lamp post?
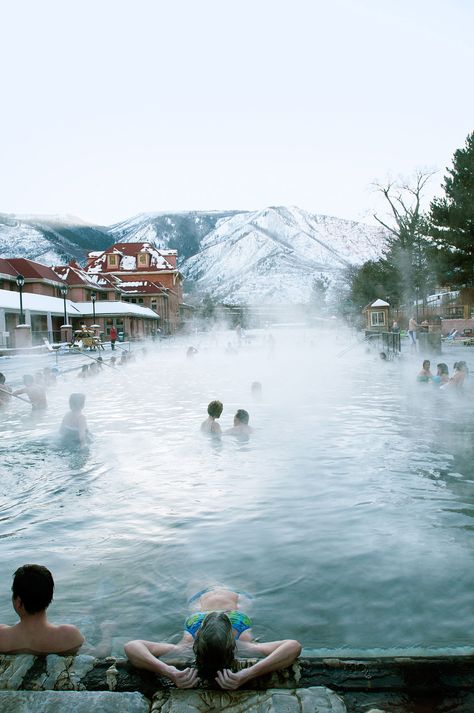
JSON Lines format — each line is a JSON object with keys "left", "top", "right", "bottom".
{"left": 60, "top": 283, "right": 69, "bottom": 326}
{"left": 15, "top": 274, "right": 25, "bottom": 325}
{"left": 91, "top": 291, "right": 97, "bottom": 326}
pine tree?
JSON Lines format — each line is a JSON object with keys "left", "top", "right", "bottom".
{"left": 428, "top": 131, "right": 474, "bottom": 287}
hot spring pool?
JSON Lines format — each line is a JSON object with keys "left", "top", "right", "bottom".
{"left": 1, "top": 328, "right": 474, "bottom": 657}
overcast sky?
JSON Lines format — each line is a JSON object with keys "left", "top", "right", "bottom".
{"left": 1, "top": 0, "right": 473, "bottom": 226}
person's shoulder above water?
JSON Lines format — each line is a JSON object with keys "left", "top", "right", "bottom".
{"left": 0, "top": 564, "right": 84, "bottom": 656}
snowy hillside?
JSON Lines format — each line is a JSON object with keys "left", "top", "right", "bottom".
{"left": 0, "top": 213, "right": 111, "bottom": 265}
{"left": 107, "top": 210, "right": 239, "bottom": 261}
{"left": 181, "top": 206, "right": 388, "bottom": 305}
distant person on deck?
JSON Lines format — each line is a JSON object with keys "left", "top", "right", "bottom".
{"left": 408, "top": 317, "right": 418, "bottom": 347}
{"left": 109, "top": 326, "right": 117, "bottom": 351}
{"left": 0, "top": 564, "right": 84, "bottom": 655}
{"left": 13, "top": 374, "right": 47, "bottom": 410}
{"left": 0, "top": 373, "right": 12, "bottom": 407}
{"left": 201, "top": 400, "right": 223, "bottom": 436}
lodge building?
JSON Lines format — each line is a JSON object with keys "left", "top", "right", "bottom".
{"left": 0, "top": 242, "right": 186, "bottom": 349}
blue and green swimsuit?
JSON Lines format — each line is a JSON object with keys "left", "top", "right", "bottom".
{"left": 185, "top": 610, "right": 252, "bottom": 639}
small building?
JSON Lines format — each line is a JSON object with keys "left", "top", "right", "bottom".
{"left": 363, "top": 299, "right": 390, "bottom": 332}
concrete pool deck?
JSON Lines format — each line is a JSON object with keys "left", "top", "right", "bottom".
{"left": 2, "top": 654, "right": 474, "bottom": 712}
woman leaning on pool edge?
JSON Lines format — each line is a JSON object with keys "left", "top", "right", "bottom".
{"left": 124, "top": 587, "right": 302, "bottom": 689}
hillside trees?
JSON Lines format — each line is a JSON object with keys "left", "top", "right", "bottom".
{"left": 427, "top": 131, "right": 474, "bottom": 288}
{"left": 345, "top": 171, "right": 435, "bottom": 315}
{"left": 372, "top": 170, "right": 435, "bottom": 307}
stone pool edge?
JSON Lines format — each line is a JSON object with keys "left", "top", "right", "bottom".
{"left": 2, "top": 653, "right": 474, "bottom": 712}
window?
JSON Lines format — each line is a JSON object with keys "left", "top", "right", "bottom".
{"left": 151, "top": 299, "right": 157, "bottom": 311}
{"left": 370, "top": 311, "right": 386, "bottom": 326}
{"left": 138, "top": 298, "right": 144, "bottom": 304}
{"left": 138, "top": 253, "right": 149, "bottom": 267}
{"left": 107, "top": 254, "right": 118, "bottom": 267}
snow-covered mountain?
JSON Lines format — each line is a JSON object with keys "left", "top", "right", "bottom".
{"left": 107, "top": 211, "right": 239, "bottom": 261}
{"left": 0, "top": 213, "right": 111, "bottom": 265}
{"left": 181, "top": 206, "right": 388, "bottom": 305}
{"left": 0, "top": 206, "right": 388, "bottom": 306}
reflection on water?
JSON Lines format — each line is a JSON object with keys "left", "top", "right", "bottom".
{"left": 1, "top": 329, "right": 474, "bottom": 656}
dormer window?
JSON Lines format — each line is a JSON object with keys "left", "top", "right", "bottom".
{"left": 137, "top": 253, "right": 149, "bottom": 268}
{"left": 107, "top": 254, "right": 118, "bottom": 268}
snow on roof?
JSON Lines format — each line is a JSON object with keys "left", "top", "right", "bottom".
{"left": 72, "top": 301, "right": 159, "bottom": 319}
{"left": 85, "top": 241, "right": 176, "bottom": 274}
{"left": 121, "top": 255, "right": 136, "bottom": 270}
{"left": 370, "top": 299, "right": 390, "bottom": 307}
{"left": 0, "top": 289, "right": 159, "bottom": 319}
{"left": 0, "top": 288, "right": 81, "bottom": 315}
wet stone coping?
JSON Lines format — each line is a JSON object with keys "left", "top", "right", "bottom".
{"left": 1, "top": 654, "right": 474, "bottom": 712}
{"left": 2, "top": 654, "right": 474, "bottom": 694}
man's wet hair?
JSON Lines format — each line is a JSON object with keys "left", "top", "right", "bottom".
{"left": 235, "top": 409, "right": 249, "bottom": 424}
{"left": 12, "top": 565, "right": 54, "bottom": 614}
{"left": 69, "top": 393, "right": 86, "bottom": 411}
{"left": 207, "top": 400, "right": 223, "bottom": 418}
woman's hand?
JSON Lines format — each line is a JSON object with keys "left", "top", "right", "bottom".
{"left": 215, "top": 668, "right": 248, "bottom": 690}
{"left": 167, "top": 665, "right": 199, "bottom": 689}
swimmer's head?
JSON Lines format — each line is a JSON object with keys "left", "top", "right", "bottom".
{"left": 234, "top": 409, "right": 249, "bottom": 425}
{"left": 0, "top": 373, "right": 5, "bottom": 384}
{"left": 69, "top": 393, "right": 85, "bottom": 412}
{"left": 379, "top": 352, "right": 387, "bottom": 360}
{"left": 207, "top": 400, "right": 223, "bottom": 419}
{"left": 422, "top": 360, "right": 430, "bottom": 370}
{"left": 437, "top": 363, "right": 448, "bottom": 376}
{"left": 193, "top": 611, "right": 235, "bottom": 681}
{"left": 12, "top": 564, "right": 54, "bottom": 615}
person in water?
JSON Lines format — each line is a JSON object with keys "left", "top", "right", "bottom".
{"left": 0, "top": 372, "right": 12, "bottom": 407}
{"left": 60, "top": 393, "right": 89, "bottom": 447}
{"left": 443, "top": 361, "right": 468, "bottom": 390}
{"left": 201, "top": 400, "right": 223, "bottom": 436}
{"left": 225, "top": 409, "right": 253, "bottom": 438}
{"left": 251, "top": 381, "right": 262, "bottom": 400}
{"left": 124, "top": 586, "right": 301, "bottom": 689}
{"left": 432, "top": 363, "right": 449, "bottom": 386}
{"left": 13, "top": 374, "right": 47, "bottom": 410}
{"left": 417, "top": 360, "right": 432, "bottom": 382}
{"left": 0, "top": 564, "right": 84, "bottom": 655}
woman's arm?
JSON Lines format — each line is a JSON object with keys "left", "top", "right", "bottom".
{"left": 216, "top": 638, "right": 301, "bottom": 690}
{"left": 124, "top": 638, "right": 199, "bottom": 689}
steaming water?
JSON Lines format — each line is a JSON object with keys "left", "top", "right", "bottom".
{"left": 1, "top": 328, "right": 474, "bottom": 657}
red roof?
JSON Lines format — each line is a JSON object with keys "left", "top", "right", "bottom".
{"left": 6, "top": 258, "right": 64, "bottom": 284}
{"left": 85, "top": 242, "right": 177, "bottom": 274}
{"left": 0, "top": 258, "right": 19, "bottom": 278}
{"left": 53, "top": 264, "right": 111, "bottom": 291}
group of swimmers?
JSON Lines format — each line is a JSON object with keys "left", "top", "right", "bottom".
{"left": 417, "top": 359, "right": 469, "bottom": 389}
{"left": 0, "top": 565, "right": 301, "bottom": 689}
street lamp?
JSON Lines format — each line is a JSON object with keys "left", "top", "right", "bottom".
{"left": 60, "top": 283, "right": 69, "bottom": 326}
{"left": 15, "top": 274, "right": 25, "bottom": 325}
{"left": 91, "top": 291, "right": 97, "bottom": 326}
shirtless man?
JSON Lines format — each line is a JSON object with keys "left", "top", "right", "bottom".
{"left": 200, "top": 400, "right": 223, "bottom": 436}
{"left": 60, "top": 393, "right": 89, "bottom": 447}
{"left": 225, "top": 409, "right": 253, "bottom": 438}
{"left": 13, "top": 374, "right": 47, "bottom": 410}
{"left": 0, "top": 373, "right": 12, "bottom": 407}
{"left": 0, "top": 564, "right": 84, "bottom": 655}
